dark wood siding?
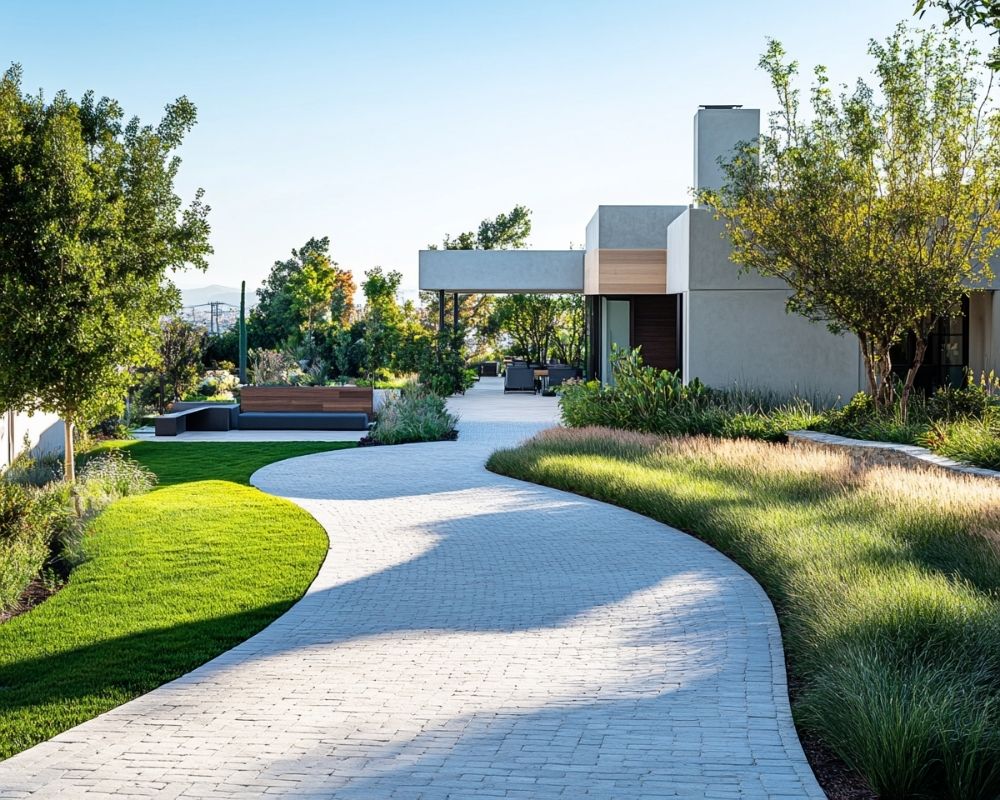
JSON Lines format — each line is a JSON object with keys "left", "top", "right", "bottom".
{"left": 630, "top": 295, "right": 678, "bottom": 372}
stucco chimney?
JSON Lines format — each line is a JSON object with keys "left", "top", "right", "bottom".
{"left": 693, "top": 106, "right": 760, "bottom": 200}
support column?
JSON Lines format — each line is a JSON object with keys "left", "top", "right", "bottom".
{"left": 452, "top": 293, "right": 459, "bottom": 332}
{"left": 438, "top": 290, "right": 445, "bottom": 332}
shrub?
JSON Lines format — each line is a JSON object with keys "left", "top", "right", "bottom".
{"left": 191, "top": 369, "right": 240, "bottom": 399}
{"left": 371, "top": 384, "right": 458, "bottom": 445}
{"left": 418, "top": 330, "right": 473, "bottom": 397}
{"left": 0, "top": 482, "right": 49, "bottom": 612}
{"left": 78, "top": 451, "right": 156, "bottom": 505}
{"left": 3, "top": 452, "right": 63, "bottom": 487}
{"left": 559, "top": 347, "right": 821, "bottom": 441}
{"left": 922, "top": 418, "right": 1000, "bottom": 470}
{"left": 0, "top": 451, "right": 156, "bottom": 616}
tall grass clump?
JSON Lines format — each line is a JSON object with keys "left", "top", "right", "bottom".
{"left": 371, "top": 383, "right": 459, "bottom": 445}
{"left": 487, "top": 427, "right": 1000, "bottom": 798}
{"left": 0, "top": 450, "right": 155, "bottom": 616}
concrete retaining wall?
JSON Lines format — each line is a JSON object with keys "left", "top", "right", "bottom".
{"left": 786, "top": 430, "right": 1000, "bottom": 482}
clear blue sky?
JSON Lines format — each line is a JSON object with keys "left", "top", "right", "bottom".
{"left": 1, "top": 0, "right": 972, "bottom": 300}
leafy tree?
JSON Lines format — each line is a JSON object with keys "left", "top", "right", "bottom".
{"left": 916, "top": 0, "right": 1000, "bottom": 67}
{"left": 249, "top": 237, "right": 354, "bottom": 352}
{"left": 287, "top": 251, "right": 346, "bottom": 365}
{"left": 419, "top": 329, "right": 472, "bottom": 397}
{"left": 700, "top": 27, "right": 1000, "bottom": 418}
{"left": 151, "top": 317, "right": 206, "bottom": 412}
{"left": 360, "top": 267, "right": 404, "bottom": 379}
{"left": 0, "top": 65, "right": 211, "bottom": 479}
{"left": 486, "top": 294, "right": 583, "bottom": 365}
{"left": 549, "top": 295, "right": 585, "bottom": 366}
{"left": 203, "top": 328, "right": 239, "bottom": 369}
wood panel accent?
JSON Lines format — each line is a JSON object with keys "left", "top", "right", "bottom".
{"left": 584, "top": 249, "right": 601, "bottom": 294}
{"left": 584, "top": 249, "right": 667, "bottom": 295}
{"left": 631, "top": 295, "right": 678, "bottom": 371}
{"left": 241, "top": 386, "right": 374, "bottom": 415}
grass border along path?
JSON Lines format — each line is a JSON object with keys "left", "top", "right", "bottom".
{"left": 488, "top": 427, "right": 1000, "bottom": 800}
{"left": 0, "top": 441, "right": 353, "bottom": 760}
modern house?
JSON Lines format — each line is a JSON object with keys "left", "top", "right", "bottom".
{"left": 419, "top": 105, "right": 1000, "bottom": 400}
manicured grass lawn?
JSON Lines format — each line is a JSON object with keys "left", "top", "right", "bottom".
{"left": 0, "top": 440, "right": 353, "bottom": 760}
{"left": 488, "top": 427, "right": 1000, "bottom": 800}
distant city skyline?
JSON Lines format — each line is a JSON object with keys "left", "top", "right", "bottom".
{"left": 3, "top": 0, "right": 985, "bottom": 302}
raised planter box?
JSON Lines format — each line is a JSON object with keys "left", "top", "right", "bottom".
{"left": 240, "top": 386, "right": 373, "bottom": 415}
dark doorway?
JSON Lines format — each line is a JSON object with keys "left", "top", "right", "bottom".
{"left": 891, "top": 297, "right": 970, "bottom": 393}
{"left": 630, "top": 295, "right": 679, "bottom": 372}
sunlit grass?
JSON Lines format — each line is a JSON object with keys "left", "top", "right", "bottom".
{"left": 0, "top": 440, "right": 354, "bottom": 760}
{"left": 488, "top": 427, "right": 1000, "bottom": 799}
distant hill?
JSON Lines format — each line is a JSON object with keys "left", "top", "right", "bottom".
{"left": 179, "top": 285, "right": 255, "bottom": 310}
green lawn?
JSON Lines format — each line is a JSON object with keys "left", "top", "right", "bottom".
{"left": 0, "top": 440, "right": 353, "bottom": 760}
{"left": 488, "top": 427, "right": 1000, "bottom": 800}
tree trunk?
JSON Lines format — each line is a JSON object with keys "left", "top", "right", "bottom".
{"left": 901, "top": 336, "right": 928, "bottom": 424}
{"left": 63, "top": 417, "right": 75, "bottom": 483}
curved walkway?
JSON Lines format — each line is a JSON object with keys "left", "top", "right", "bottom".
{"left": 0, "top": 379, "right": 822, "bottom": 798}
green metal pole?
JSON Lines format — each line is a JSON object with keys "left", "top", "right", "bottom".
{"left": 238, "top": 280, "right": 248, "bottom": 384}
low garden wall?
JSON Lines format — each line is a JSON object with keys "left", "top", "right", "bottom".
{"left": 786, "top": 430, "right": 1000, "bottom": 482}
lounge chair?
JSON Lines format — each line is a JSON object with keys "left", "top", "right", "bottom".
{"left": 546, "top": 365, "right": 577, "bottom": 388}
{"left": 504, "top": 365, "right": 536, "bottom": 393}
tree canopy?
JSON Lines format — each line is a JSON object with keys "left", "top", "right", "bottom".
{"left": 0, "top": 64, "right": 212, "bottom": 477}
{"left": 701, "top": 26, "right": 1000, "bottom": 415}
{"left": 916, "top": 0, "right": 1000, "bottom": 66}
{"left": 249, "top": 237, "right": 354, "bottom": 351}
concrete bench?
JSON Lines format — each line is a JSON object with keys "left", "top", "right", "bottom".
{"left": 237, "top": 411, "right": 370, "bottom": 431}
{"left": 154, "top": 403, "right": 239, "bottom": 436}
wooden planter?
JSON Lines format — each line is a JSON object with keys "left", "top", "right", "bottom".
{"left": 240, "top": 386, "right": 374, "bottom": 415}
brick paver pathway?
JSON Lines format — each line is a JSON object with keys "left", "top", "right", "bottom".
{"left": 0, "top": 379, "right": 823, "bottom": 798}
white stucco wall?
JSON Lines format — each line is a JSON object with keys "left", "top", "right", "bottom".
{"left": 0, "top": 409, "right": 64, "bottom": 471}
{"left": 682, "top": 290, "right": 864, "bottom": 402}
{"left": 669, "top": 207, "right": 864, "bottom": 401}
{"left": 969, "top": 291, "right": 999, "bottom": 376}
{"left": 693, "top": 107, "right": 760, "bottom": 194}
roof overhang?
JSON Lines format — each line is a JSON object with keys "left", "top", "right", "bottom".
{"left": 418, "top": 249, "right": 584, "bottom": 294}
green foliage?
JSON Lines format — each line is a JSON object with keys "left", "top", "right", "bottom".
{"left": 249, "top": 237, "right": 354, "bottom": 351}
{"left": 371, "top": 384, "right": 458, "bottom": 445}
{"left": 916, "top": 0, "right": 1000, "bottom": 69}
{"left": 203, "top": 328, "right": 239, "bottom": 369}
{"left": 188, "top": 369, "right": 239, "bottom": 400}
{"left": 704, "top": 27, "right": 1000, "bottom": 415}
{"left": 922, "top": 418, "right": 1000, "bottom": 468}
{"left": 486, "top": 294, "right": 584, "bottom": 365}
{"left": 0, "top": 450, "right": 154, "bottom": 616}
{"left": 361, "top": 267, "right": 404, "bottom": 379}
{"left": 143, "top": 316, "right": 207, "bottom": 412}
{"left": 559, "top": 347, "right": 819, "bottom": 441}
{"left": 0, "top": 65, "right": 212, "bottom": 477}
{"left": 0, "top": 440, "right": 352, "bottom": 758}
{"left": 419, "top": 329, "right": 474, "bottom": 397}
{"left": 488, "top": 427, "right": 1000, "bottom": 797}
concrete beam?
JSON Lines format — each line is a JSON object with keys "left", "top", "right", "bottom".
{"left": 419, "top": 249, "right": 584, "bottom": 293}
